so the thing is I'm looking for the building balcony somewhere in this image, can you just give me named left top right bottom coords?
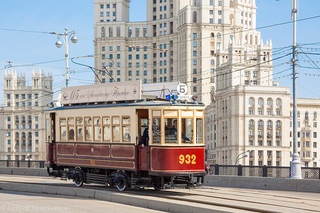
left=301, top=156, right=313, bottom=162
left=301, top=137, right=311, bottom=141
left=301, top=147, right=311, bottom=152
left=301, top=126, right=311, bottom=132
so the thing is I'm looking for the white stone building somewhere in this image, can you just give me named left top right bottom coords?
left=92, top=0, right=319, bottom=167
left=0, top=70, right=53, bottom=160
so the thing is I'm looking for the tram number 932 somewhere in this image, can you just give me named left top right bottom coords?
left=179, top=154, right=196, bottom=165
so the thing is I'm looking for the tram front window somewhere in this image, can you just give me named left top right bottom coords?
left=165, top=118, right=178, bottom=143
left=196, top=118, right=203, bottom=144
left=182, top=118, right=192, bottom=143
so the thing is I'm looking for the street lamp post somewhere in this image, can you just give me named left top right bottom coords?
left=290, top=0, right=302, bottom=179
left=51, top=28, right=78, bottom=87
left=234, top=150, right=251, bottom=165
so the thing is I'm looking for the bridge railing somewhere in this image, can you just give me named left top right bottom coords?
left=210, top=164, right=320, bottom=179
left=0, top=160, right=45, bottom=168
left=0, top=160, right=319, bottom=179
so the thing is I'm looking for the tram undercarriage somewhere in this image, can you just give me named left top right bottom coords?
left=49, top=166, right=205, bottom=191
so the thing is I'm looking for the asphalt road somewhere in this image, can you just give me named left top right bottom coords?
left=0, top=190, right=165, bottom=213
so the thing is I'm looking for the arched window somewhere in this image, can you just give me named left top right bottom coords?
left=28, top=132, right=32, bottom=140
left=217, top=33, right=221, bottom=39
left=276, top=98, right=281, bottom=108
left=109, top=26, right=113, bottom=37
left=258, top=120, right=263, bottom=128
left=258, top=98, right=264, bottom=107
left=135, top=26, right=140, bottom=37
left=101, top=27, right=105, bottom=38
left=28, top=115, right=32, bottom=125
left=276, top=120, right=281, bottom=128
left=116, top=26, right=121, bottom=37
left=22, top=115, right=26, bottom=124
left=249, top=119, right=254, bottom=128
left=128, top=27, right=132, bottom=38
left=193, top=11, right=197, bottom=23
left=305, top=111, right=309, bottom=120
left=143, top=26, right=147, bottom=37
left=15, top=115, right=19, bottom=124
left=210, top=59, right=215, bottom=65
left=267, top=120, right=272, bottom=129
left=211, top=32, right=215, bottom=37
left=21, top=132, right=26, bottom=144
left=249, top=97, right=254, bottom=106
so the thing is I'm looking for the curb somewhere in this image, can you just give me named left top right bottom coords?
left=0, top=182, right=219, bottom=213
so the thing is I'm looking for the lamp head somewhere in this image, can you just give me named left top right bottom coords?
left=71, top=36, right=78, bottom=44
left=55, top=40, right=62, bottom=48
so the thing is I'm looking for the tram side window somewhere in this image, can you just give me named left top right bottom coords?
left=122, top=116, right=131, bottom=142
left=94, top=117, right=102, bottom=141
left=152, top=117, right=161, bottom=143
left=76, top=117, right=84, bottom=141
left=60, top=118, right=67, bottom=141
left=102, top=116, right=111, bottom=142
left=85, top=117, right=93, bottom=141
left=68, top=117, right=75, bottom=141
left=196, top=117, right=203, bottom=144
left=112, top=116, right=120, bottom=142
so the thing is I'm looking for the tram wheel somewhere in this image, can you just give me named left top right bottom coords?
left=73, top=168, right=84, bottom=187
left=115, top=177, right=127, bottom=191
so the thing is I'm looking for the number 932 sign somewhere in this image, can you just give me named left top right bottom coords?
left=177, top=83, right=187, bottom=95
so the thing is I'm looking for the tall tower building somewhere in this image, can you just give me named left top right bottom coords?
left=0, top=70, right=53, bottom=160
left=93, top=0, right=260, bottom=105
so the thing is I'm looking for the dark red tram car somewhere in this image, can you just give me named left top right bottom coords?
left=46, top=81, right=206, bottom=191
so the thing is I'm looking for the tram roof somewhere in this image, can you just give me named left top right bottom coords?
left=50, top=98, right=204, bottom=111
left=52, top=80, right=203, bottom=109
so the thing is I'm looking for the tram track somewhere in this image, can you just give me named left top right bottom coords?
left=0, top=176, right=319, bottom=213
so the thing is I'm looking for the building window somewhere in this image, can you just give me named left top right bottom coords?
left=192, top=60, right=197, bottom=65
left=193, top=41, right=197, bottom=47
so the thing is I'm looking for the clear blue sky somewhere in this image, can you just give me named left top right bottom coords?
left=0, top=0, right=319, bottom=105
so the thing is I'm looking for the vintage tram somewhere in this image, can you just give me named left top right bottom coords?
left=46, top=80, right=205, bottom=191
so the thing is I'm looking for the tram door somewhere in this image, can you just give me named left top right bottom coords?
left=46, top=112, right=56, bottom=165
left=136, top=109, right=149, bottom=170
